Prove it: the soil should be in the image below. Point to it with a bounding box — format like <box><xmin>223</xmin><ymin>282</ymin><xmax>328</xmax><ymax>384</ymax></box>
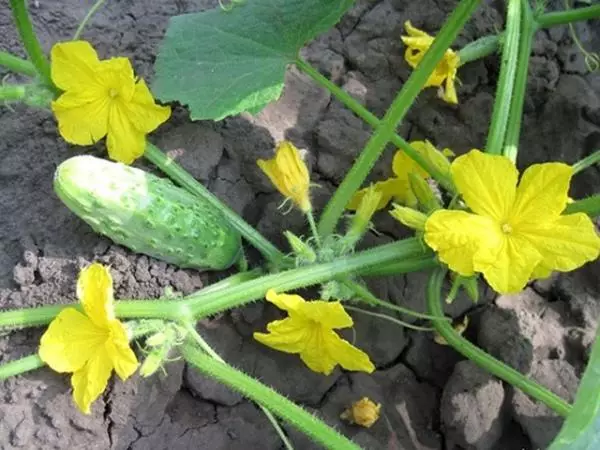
<box><xmin>0</xmin><ymin>0</ymin><xmax>599</xmax><ymax>449</ymax></box>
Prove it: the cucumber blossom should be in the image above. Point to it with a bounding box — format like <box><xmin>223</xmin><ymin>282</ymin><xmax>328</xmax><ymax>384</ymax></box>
<box><xmin>54</xmin><ymin>155</ymin><xmax>242</xmax><ymax>270</ymax></box>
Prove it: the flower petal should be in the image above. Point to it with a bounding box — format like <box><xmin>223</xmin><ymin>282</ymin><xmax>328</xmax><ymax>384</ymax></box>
<box><xmin>77</xmin><ymin>263</ymin><xmax>114</xmax><ymax>328</ymax></box>
<box><xmin>475</xmin><ymin>234</ymin><xmax>541</xmax><ymax>294</ymax></box>
<box><xmin>106</xmin><ymin>321</ymin><xmax>138</xmax><ymax>380</ymax></box>
<box><xmin>520</xmin><ymin>213</ymin><xmax>600</xmax><ymax>275</ymax></box>
<box><xmin>264</xmin><ymin>289</ymin><xmax>305</xmax><ymax>313</ymax></box>
<box><xmin>51</xmin><ymin>41</ymin><xmax>101</xmax><ymax>91</ymax></box>
<box><xmin>299</xmin><ymin>301</ymin><xmax>354</xmax><ymax>329</ymax></box>
<box><xmin>392</xmin><ymin>148</ymin><xmax>429</xmax><ymax>180</ymax></box>
<box><xmin>124</xmin><ymin>79</ymin><xmax>171</xmax><ymax>133</ymax></box>
<box><xmin>322</xmin><ymin>330</ymin><xmax>375</xmax><ymax>373</ymax></box>
<box><xmin>52</xmin><ymin>94</ymin><xmax>109</xmax><ymax>146</ymax></box>
<box><xmin>106</xmin><ymin>102</ymin><xmax>146</xmax><ymax>164</ymax></box>
<box><xmin>346</xmin><ymin>178</ymin><xmax>401</xmax><ymax>211</ymax></box>
<box><xmin>39</xmin><ymin>308</ymin><xmax>106</xmax><ymax>373</ymax></box>
<box><xmin>452</xmin><ymin>150</ymin><xmax>518</xmax><ymax>221</ymax></box>
<box><xmin>254</xmin><ymin>317</ymin><xmax>310</xmax><ymax>354</ymax></box>
<box><xmin>71</xmin><ymin>347</ymin><xmax>113</xmax><ymax>414</ymax></box>
<box><xmin>425</xmin><ymin>209</ymin><xmax>499</xmax><ymax>276</ymax></box>
<box><xmin>511</xmin><ymin>162</ymin><xmax>572</xmax><ymax>226</ymax></box>
<box><xmin>298</xmin><ymin>328</ymin><xmax>339</xmax><ymax>375</ymax></box>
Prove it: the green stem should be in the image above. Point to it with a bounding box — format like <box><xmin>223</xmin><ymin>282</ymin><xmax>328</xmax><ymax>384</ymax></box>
<box><xmin>186</xmin><ymin>238</ymin><xmax>430</xmax><ymax>318</ymax></box>
<box><xmin>182</xmin><ymin>342</ymin><xmax>360</xmax><ymax>450</ymax></box>
<box><xmin>536</xmin><ymin>4</ymin><xmax>600</xmax><ymax>28</ymax></box>
<box><xmin>144</xmin><ymin>143</ymin><xmax>287</xmax><ymax>267</ymax></box>
<box><xmin>182</xmin><ymin>322</ymin><xmax>294</xmax><ymax>450</ymax></box>
<box><xmin>503</xmin><ymin>0</ymin><xmax>535</xmax><ymax>162</ymax></box>
<box><xmin>0</xmin><ymin>84</ymin><xmax>26</xmax><ymax>101</ymax></box>
<box><xmin>9</xmin><ymin>0</ymin><xmax>55</xmax><ymax>90</ymax></box>
<box><xmin>295</xmin><ymin>58</ymin><xmax>453</xmax><ymax>192</ymax></box>
<box><xmin>342</xmin><ymin>278</ymin><xmax>448</xmax><ymax>322</ymax></box>
<box><xmin>358</xmin><ymin>254</ymin><xmax>438</xmax><ymax>277</ymax></box>
<box><xmin>73</xmin><ymin>0</ymin><xmax>107</xmax><ymax>40</ymax></box>
<box><xmin>306</xmin><ymin>210</ymin><xmax>322</xmax><ymax>248</ymax></box>
<box><xmin>564</xmin><ymin>194</ymin><xmax>600</xmax><ymax>217</ymax></box>
<box><xmin>458</xmin><ymin>34</ymin><xmax>501</xmax><ymax>65</ymax></box>
<box><xmin>344</xmin><ymin>305</ymin><xmax>434</xmax><ymax>331</ymax></box>
<box><xmin>572</xmin><ymin>150</ymin><xmax>600</xmax><ymax>174</ymax></box>
<box><xmin>0</xmin><ymin>51</ymin><xmax>37</xmax><ymax>77</ymax></box>
<box><xmin>317</xmin><ymin>0</ymin><xmax>480</xmax><ymax>237</ymax></box>
<box><xmin>485</xmin><ymin>0</ymin><xmax>521</xmax><ymax>155</ymax></box>
<box><xmin>0</xmin><ymin>240</ymin><xmax>432</xmax><ymax>329</ymax></box>
<box><xmin>427</xmin><ymin>268</ymin><xmax>572</xmax><ymax>417</ymax></box>
<box><xmin>200</xmin><ymin>268</ymin><xmax>263</xmax><ymax>294</ymax></box>
<box><xmin>0</xmin><ymin>354</ymin><xmax>44</xmax><ymax>380</ymax></box>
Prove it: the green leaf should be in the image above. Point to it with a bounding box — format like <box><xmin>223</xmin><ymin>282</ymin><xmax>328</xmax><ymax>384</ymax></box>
<box><xmin>548</xmin><ymin>326</ymin><xmax>600</xmax><ymax>449</ymax></box>
<box><xmin>152</xmin><ymin>0</ymin><xmax>353</xmax><ymax>121</ymax></box>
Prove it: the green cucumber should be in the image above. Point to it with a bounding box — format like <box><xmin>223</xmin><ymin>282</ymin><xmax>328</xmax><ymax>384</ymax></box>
<box><xmin>54</xmin><ymin>155</ymin><xmax>242</xmax><ymax>270</ymax></box>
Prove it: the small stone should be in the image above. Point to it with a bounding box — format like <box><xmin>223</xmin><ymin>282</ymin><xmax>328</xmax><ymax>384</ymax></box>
<box><xmin>13</xmin><ymin>265</ymin><xmax>35</xmax><ymax>287</ymax></box>
<box><xmin>441</xmin><ymin>361</ymin><xmax>505</xmax><ymax>450</ymax></box>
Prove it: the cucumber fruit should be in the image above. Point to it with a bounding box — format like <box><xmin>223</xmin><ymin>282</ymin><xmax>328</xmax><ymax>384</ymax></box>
<box><xmin>54</xmin><ymin>155</ymin><xmax>242</xmax><ymax>270</ymax></box>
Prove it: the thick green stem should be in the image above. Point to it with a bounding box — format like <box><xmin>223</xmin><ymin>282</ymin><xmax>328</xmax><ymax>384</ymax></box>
<box><xmin>458</xmin><ymin>34</ymin><xmax>501</xmax><ymax>65</ymax></box>
<box><xmin>427</xmin><ymin>268</ymin><xmax>572</xmax><ymax>417</ymax></box>
<box><xmin>0</xmin><ymin>85</ymin><xmax>26</xmax><ymax>101</ymax></box>
<box><xmin>572</xmin><ymin>150</ymin><xmax>600</xmax><ymax>175</ymax></box>
<box><xmin>182</xmin><ymin>322</ymin><xmax>294</xmax><ymax>450</ymax></box>
<box><xmin>485</xmin><ymin>0</ymin><xmax>521</xmax><ymax>155</ymax></box>
<box><xmin>564</xmin><ymin>195</ymin><xmax>600</xmax><ymax>217</ymax></box>
<box><xmin>317</xmin><ymin>0</ymin><xmax>480</xmax><ymax>237</ymax></box>
<box><xmin>295</xmin><ymin>58</ymin><xmax>453</xmax><ymax>192</ymax></box>
<box><xmin>358</xmin><ymin>254</ymin><xmax>438</xmax><ymax>277</ymax></box>
<box><xmin>186</xmin><ymin>238</ymin><xmax>430</xmax><ymax>318</ymax></box>
<box><xmin>9</xmin><ymin>0</ymin><xmax>54</xmax><ymax>90</ymax></box>
<box><xmin>0</xmin><ymin>51</ymin><xmax>37</xmax><ymax>77</ymax></box>
<box><xmin>144</xmin><ymin>143</ymin><xmax>286</xmax><ymax>266</ymax></box>
<box><xmin>503</xmin><ymin>0</ymin><xmax>535</xmax><ymax>162</ymax></box>
<box><xmin>182</xmin><ymin>342</ymin><xmax>360</xmax><ymax>450</ymax></box>
<box><xmin>536</xmin><ymin>4</ymin><xmax>600</xmax><ymax>28</ymax></box>
<box><xmin>0</xmin><ymin>354</ymin><xmax>44</xmax><ymax>380</ymax></box>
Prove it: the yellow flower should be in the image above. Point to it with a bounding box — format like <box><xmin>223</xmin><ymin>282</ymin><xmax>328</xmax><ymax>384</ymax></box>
<box><xmin>347</xmin><ymin>140</ymin><xmax>448</xmax><ymax>211</ymax></box>
<box><xmin>401</xmin><ymin>21</ymin><xmax>460</xmax><ymax>104</ymax></box>
<box><xmin>340</xmin><ymin>397</ymin><xmax>381</xmax><ymax>428</ymax></box>
<box><xmin>254</xmin><ymin>290</ymin><xmax>374</xmax><ymax>375</ymax></box>
<box><xmin>425</xmin><ymin>150</ymin><xmax>600</xmax><ymax>294</ymax></box>
<box><xmin>38</xmin><ymin>263</ymin><xmax>138</xmax><ymax>414</ymax></box>
<box><xmin>257</xmin><ymin>141</ymin><xmax>311</xmax><ymax>212</ymax></box>
<box><xmin>51</xmin><ymin>41</ymin><xmax>171</xmax><ymax>164</ymax></box>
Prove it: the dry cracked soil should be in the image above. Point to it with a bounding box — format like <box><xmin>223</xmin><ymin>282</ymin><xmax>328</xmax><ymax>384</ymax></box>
<box><xmin>0</xmin><ymin>0</ymin><xmax>599</xmax><ymax>449</ymax></box>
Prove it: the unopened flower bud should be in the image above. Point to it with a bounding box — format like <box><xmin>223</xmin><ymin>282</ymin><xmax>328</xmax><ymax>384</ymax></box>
<box><xmin>341</xmin><ymin>397</ymin><xmax>381</xmax><ymax>428</ymax></box>
<box><xmin>347</xmin><ymin>186</ymin><xmax>382</xmax><ymax>241</ymax></box>
<box><xmin>389</xmin><ymin>205</ymin><xmax>427</xmax><ymax>231</ymax></box>
<box><xmin>408</xmin><ymin>172</ymin><xmax>441</xmax><ymax>212</ymax></box>
<box><xmin>140</xmin><ymin>349</ymin><xmax>165</xmax><ymax>377</ymax></box>
<box><xmin>284</xmin><ymin>231</ymin><xmax>316</xmax><ymax>263</ymax></box>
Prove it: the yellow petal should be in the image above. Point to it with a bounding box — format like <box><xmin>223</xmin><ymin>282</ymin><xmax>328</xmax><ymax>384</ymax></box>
<box><xmin>254</xmin><ymin>317</ymin><xmax>309</xmax><ymax>354</ymax></box>
<box><xmin>95</xmin><ymin>57</ymin><xmax>136</xmax><ymax>101</ymax></box>
<box><xmin>77</xmin><ymin>263</ymin><xmax>114</xmax><ymax>328</ymax></box>
<box><xmin>475</xmin><ymin>234</ymin><xmax>541</xmax><ymax>294</ymax></box>
<box><xmin>52</xmin><ymin>93</ymin><xmax>109</xmax><ymax>145</ymax></box>
<box><xmin>322</xmin><ymin>330</ymin><xmax>375</xmax><ymax>373</ymax></box>
<box><xmin>403</xmin><ymin>21</ymin><xmax>432</xmax><ymax>39</ymax></box>
<box><xmin>51</xmin><ymin>41</ymin><xmax>101</xmax><ymax>92</ymax></box>
<box><xmin>298</xmin><ymin>328</ymin><xmax>339</xmax><ymax>375</ymax></box>
<box><xmin>257</xmin><ymin>141</ymin><xmax>311</xmax><ymax>212</ymax></box>
<box><xmin>392</xmin><ymin>148</ymin><xmax>429</xmax><ymax>180</ymax></box>
<box><xmin>124</xmin><ymin>79</ymin><xmax>171</xmax><ymax>133</ymax></box>
<box><xmin>452</xmin><ymin>150</ymin><xmax>518</xmax><ymax>221</ymax></box>
<box><xmin>440</xmin><ymin>69</ymin><xmax>458</xmax><ymax>104</ymax></box>
<box><xmin>39</xmin><ymin>308</ymin><xmax>107</xmax><ymax>373</ymax></box>
<box><xmin>71</xmin><ymin>347</ymin><xmax>113</xmax><ymax>414</ymax></box>
<box><xmin>106</xmin><ymin>102</ymin><xmax>146</xmax><ymax>164</ymax></box>
<box><xmin>264</xmin><ymin>289</ymin><xmax>305</xmax><ymax>313</ymax></box>
<box><xmin>299</xmin><ymin>301</ymin><xmax>354</xmax><ymax>329</ymax></box>
<box><xmin>425</xmin><ymin>209</ymin><xmax>499</xmax><ymax>276</ymax></box>
<box><xmin>510</xmin><ymin>162</ymin><xmax>573</xmax><ymax>226</ymax></box>
<box><xmin>520</xmin><ymin>213</ymin><xmax>600</xmax><ymax>275</ymax></box>
<box><xmin>106</xmin><ymin>321</ymin><xmax>138</xmax><ymax>380</ymax></box>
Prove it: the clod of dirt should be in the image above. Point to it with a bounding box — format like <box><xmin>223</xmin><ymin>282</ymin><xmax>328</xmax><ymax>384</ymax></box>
<box><xmin>441</xmin><ymin>360</ymin><xmax>505</xmax><ymax>450</ymax></box>
<box><xmin>184</xmin><ymin>365</ymin><xmax>243</xmax><ymax>407</ymax></box>
<box><xmin>510</xmin><ymin>359</ymin><xmax>579</xmax><ymax>450</ymax></box>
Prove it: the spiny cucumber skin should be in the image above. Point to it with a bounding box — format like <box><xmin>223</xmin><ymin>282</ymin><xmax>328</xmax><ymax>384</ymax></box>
<box><xmin>54</xmin><ymin>156</ymin><xmax>242</xmax><ymax>270</ymax></box>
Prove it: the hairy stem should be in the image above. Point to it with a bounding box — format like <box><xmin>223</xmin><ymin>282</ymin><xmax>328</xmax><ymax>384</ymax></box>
<box><xmin>0</xmin><ymin>84</ymin><xmax>26</xmax><ymax>101</ymax></box>
<box><xmin>0</xmin><ymin>354</ymin><xmax>44</xmax><ymax>380</ymax></box>
<box><xmin>536</xmin><ymin>3</ymin><xmax>600</xmax><ymax>28</ymax></box>
<box><xmin>427</xmin><ymin>268</ymin><xmax>571</xmax><ymax>417</ymax></box>
<box><xmin>0</xmin><ymin>51</ymin><xmax>37</xmax><ymax>77</ymax></box>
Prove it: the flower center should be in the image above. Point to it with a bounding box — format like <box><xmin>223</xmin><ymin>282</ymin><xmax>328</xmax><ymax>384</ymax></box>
<box><xmin>108</xmin><ymin>88</ymin><xmax>119</xmax><ymax>99</ymax></box>
<box><xmin>501</xmin><ymin>223</ymin><xmax>513</xmax><ymax>234</ymax></box>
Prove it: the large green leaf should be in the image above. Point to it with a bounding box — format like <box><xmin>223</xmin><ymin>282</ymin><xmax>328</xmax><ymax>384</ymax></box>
<box><xmin>548</xmin><ymin>326</ymin><xmax>600</xmax><ymax>449</ymax></box>
<box><xmin>152</xmin><ymin>0</ymin><xmax>353</xmax><ymax>121</ymax></box>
